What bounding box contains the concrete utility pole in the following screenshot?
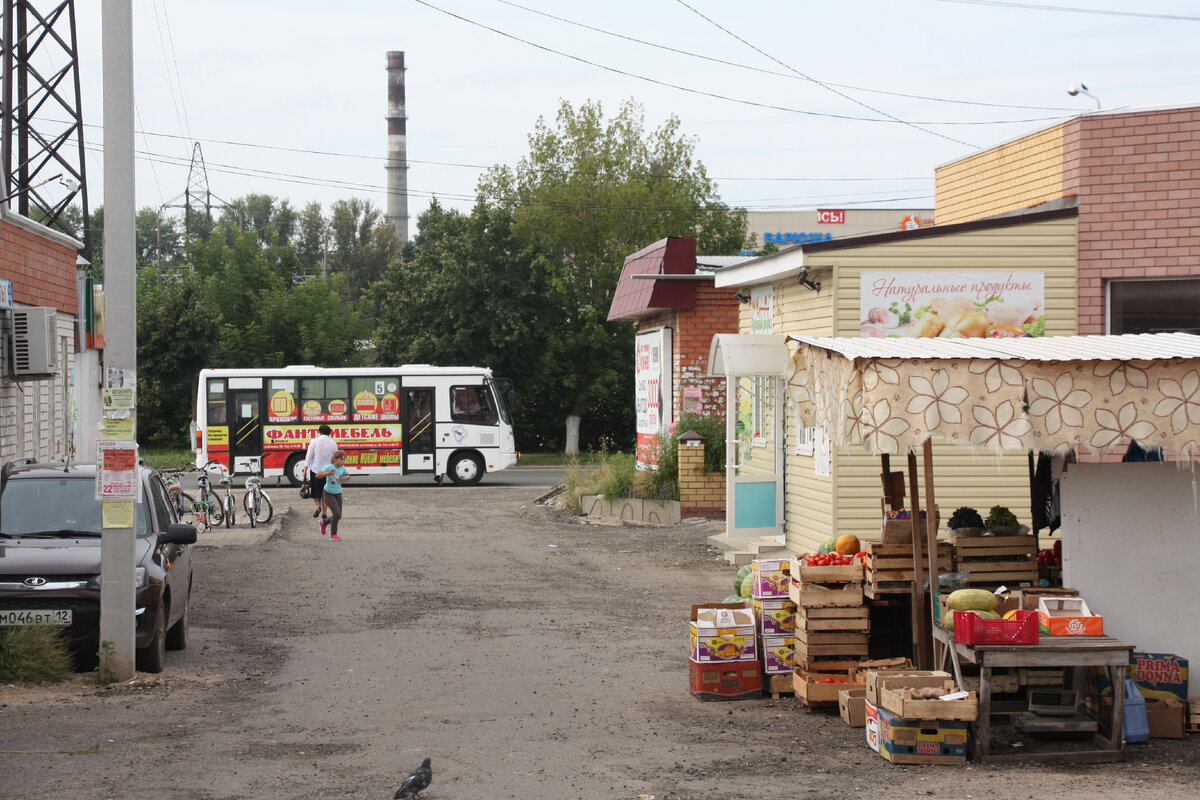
[385,51,408,245]
[98,0,136,681]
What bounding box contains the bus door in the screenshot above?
[403,387,435,473]
[230,388,264,474]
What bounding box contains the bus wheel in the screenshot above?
[285,453,307,487]
[448,452,483,486]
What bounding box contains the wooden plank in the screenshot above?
[797,605,870,620]
[788,582,865,607]
[795,657,862,674]
[795,641,871,658]
[958,563,1038,576]
[796,615,870,632]
[767,673,794,699]
[793,629,869,646]
[866,564,952,581]
[866,541,953,557]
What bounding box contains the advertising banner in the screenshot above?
[860,272,1045,339]
[635,329,672,467]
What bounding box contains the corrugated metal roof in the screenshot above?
[787,332,1200,362]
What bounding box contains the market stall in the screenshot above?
[783,331,1200,760]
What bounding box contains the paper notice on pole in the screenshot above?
[103,387,135,410]
[102,415,136,440]
[102,500,136,528]
[96,441,139,500]
[105,365,134,389]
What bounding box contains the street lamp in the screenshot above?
[0,173,80,204]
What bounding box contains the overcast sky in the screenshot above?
[61,0,1200,231]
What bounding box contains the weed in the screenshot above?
[0,625,73,684]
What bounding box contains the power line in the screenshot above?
[927,0,1200,21]
[493,0,1078,112]
[410,0,1071,128]
[672,0,974,148]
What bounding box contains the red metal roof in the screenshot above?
[606,237,700,321]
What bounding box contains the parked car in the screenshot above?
[0,460,196,672]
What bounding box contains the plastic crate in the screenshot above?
[954,609,1038,646]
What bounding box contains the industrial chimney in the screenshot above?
[385,51,409,245]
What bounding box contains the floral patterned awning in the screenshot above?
[786,333,1200,457]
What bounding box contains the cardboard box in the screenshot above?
[1145,698,1186,739]
[879,680,978,722]
[881,508,938,543]
[839,687,866,728]
[753,598,797,636]
[751,558,791,599]
[865,699,881,752]
[688,658,762,701]
[762,635,795,675]
[1130,652,1189,701]
[864,669,952,706]
[877,705,968,765]
[1037,596,1103,636]
[689,604,758,663]
[1020,587,1079,611]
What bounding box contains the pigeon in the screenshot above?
[394,757,432,799]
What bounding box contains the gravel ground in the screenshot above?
[1,481,1196,800]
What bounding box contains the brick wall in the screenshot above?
[1065,108,1200,334]
[678,438,725,517]
[0,218,79,314]
[674,282,738,419]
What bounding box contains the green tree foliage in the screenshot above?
[328,198,401,307]
[477,99,748,452]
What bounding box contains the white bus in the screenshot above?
[192,365,517,485]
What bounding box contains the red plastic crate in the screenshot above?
[954,609,1039,646]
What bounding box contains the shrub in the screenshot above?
[647,413,726,499]
[0,625,73,683]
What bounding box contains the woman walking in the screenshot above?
[315,450,350,540]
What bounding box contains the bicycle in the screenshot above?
[216,467,237,528]
[188,499,212,534]
[242,458,273,528]
[160,467,196,520]
[198,461,226,527]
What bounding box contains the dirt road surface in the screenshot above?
[2,481,1197,799]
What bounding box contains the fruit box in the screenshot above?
[789,556,865,585]
[793,669,863,704]
[751,558,791,599]
[865,699,881,752]
[1130,652,1189,702]
[753,598,797,636]
[865,670,952,706]
[689,658,763,701]
[840,687,867,728]
[689,604,758,663]
[877,705,968,765]
[1145,697,1187,739]
[879,680,978,722]
[1037,596,1103,636]
[762,635,796,675]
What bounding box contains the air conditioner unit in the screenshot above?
[12,306,58,376]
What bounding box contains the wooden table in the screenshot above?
[932,624,1134,763]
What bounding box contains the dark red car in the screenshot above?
[0,460,196,672]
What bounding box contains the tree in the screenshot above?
[328,198,401,306]
[478,98,748,453]
[295,201,329,280]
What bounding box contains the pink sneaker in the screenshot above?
[330,533,342,541]
[319,518,327,536]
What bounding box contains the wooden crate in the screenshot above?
[793,669,863,708]
[955,534,1037,587]
[793,628,869,648]
[790,559,865,585]
[864,541,954,597]
[767,672,795,699]
[879,682,979,722]
[794,653,864,674]
[796,605,870,632]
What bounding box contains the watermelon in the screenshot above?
[818,537,839,555]
[738,575,753,599]
[722,594,743,604]
[734,564,753,594]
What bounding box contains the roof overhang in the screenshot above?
[607,237,699,321]
[707,334,791,377]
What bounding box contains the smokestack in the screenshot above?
[385,51,409,245]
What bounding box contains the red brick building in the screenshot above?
[607,237,749,467]
[0,209,85,463]
[937,103,1200,336]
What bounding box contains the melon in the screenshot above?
[722,594,744,604]
[942,608,1001,630]
[738,575,753,599]
[734,564,753,594]
[835,534,861,555]
[946,588,999,612]
[818,537,839,555]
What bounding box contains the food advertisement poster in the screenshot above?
[635,328,672,468]
[860,272,1045,339]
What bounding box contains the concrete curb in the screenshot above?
[193,500,290,547]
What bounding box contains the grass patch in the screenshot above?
[516,452,572,466]
[140,446,195,470]
[0,625,74,683]
[560,450,675,514]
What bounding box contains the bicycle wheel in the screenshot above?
[243,490,274,525]
[176,492,197,524]
[206,492,224,525]
[246,491,257,528]
[224,494,235,528]
[189,502,209,534]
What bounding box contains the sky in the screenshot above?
[52,0,1200,233]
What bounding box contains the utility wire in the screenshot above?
[927,0,1200,21]
[672,0,974,148]
[411,0,1070,127]
[493,0,1077,112]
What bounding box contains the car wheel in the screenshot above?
[137,614,167,673]
[448,452,484,486]
[165,601,189,651]
[285,453,306,487]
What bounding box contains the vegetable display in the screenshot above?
[984,505,1019,530]
[947,506,984,530]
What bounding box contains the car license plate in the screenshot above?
[0,609,72,626]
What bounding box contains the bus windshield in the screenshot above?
[488,378,514,425]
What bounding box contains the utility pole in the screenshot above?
[98,0,136,681]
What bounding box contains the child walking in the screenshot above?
[315,451,350,541]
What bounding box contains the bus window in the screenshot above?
[207,380,227,425]
[352,377,400,421]
[268,378,299,422]
[451,385,497,425]
[300,378,350,422]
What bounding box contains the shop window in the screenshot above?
[206,379,226,425]
[1109,279,1200,334]
[451,385,498,424]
